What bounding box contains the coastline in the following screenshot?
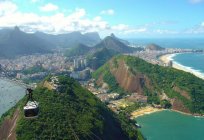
[131,107,204,120]
[159,53,204,80]
[130,106,164,119]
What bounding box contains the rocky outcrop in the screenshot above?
[171,98,191,113]
[173,86,191,100]
[110,60,151,94]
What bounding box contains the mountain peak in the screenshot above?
[14,26,20,32]
[110,33,116,38]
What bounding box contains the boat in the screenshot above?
[135,123,141,128]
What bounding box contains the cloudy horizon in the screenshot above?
[0,0,204,38]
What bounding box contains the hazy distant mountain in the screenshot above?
[85,34,143,69]
[65,43,91,57]
[34,31,101,48]
[87,47,118,70]
[0,27,52,58]
[94,34,136,53]
[145,43,165,51]
[110,33,130,46]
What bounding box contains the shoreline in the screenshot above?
[130,106,164,119]
[131,107,204,120]
[159,53,204,80]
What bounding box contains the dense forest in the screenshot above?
[1,76,143,140]
[93,55,204,114]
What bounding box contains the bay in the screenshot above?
[136,110,204,140]
[0,79,25,117]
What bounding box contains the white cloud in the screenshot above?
[40,3,58,12]
[100,9,114,15]
[0,1,17,16]
[112,24,129,31]
[1,1,203,37]
[0,2,110,34]
[189,0,204,4]
[184,22,204,34]
[112,24,148,34]
[154,29,178,34]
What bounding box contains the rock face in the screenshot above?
[111,60,150,94]
[93,55,203,114]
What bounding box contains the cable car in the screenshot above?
[23,88,39,119]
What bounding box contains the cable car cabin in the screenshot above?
[24,101,39,119]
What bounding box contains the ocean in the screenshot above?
[136,110,204,140]
[129,38,204,79]
[0,79,25,117]
[129,38,204,140]
[173,53,204,77]
[128,38,204,49]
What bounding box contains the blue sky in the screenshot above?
[0,0,204,38]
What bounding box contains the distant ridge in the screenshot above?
[0,26,52,58]
[34,31,101,48]
[94,34,134,53]
[65,43,91,57]
[145,43,165,51]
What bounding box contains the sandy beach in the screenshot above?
[130,106,164,119]
[159,53,204,80]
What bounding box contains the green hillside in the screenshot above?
[65,43,91,57]
[87,47,119,70]
[93,55,204,114]
[0,76,143,140]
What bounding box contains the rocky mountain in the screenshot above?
[94,34,136,53]
[93,55,204,114]
[0,76,143,140]
[84,34,142,70]
[145,43,165,51]
[0,26,101,58]
[87,47,119,70]
[34,31,101,48]
[0,27,52,58]
[65,43,91,57]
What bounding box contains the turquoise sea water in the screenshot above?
[130,39,204,140]
[173,53,204,74]
[136,110,204,140]
[128,38,204,49]
[0,79,25,116]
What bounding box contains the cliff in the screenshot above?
[93,55,204,114]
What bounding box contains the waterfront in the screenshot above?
[160,53,204,80]
[136,110,204,140]
[0,79,25,117]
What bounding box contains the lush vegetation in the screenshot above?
[93,55,204,114]
[22,66,46,75]
[122,55,204,114]
[87,47,118,70]
[14,76,142,140]
[65,43,91,57]
[92,62,127,96]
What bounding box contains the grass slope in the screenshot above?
[12,76,142,140]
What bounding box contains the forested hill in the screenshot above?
[0,76,143,140]
[93,55,204,114]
